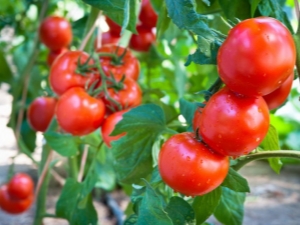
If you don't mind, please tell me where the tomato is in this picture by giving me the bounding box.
[129,25,156,52]
[0,185,33,214]
[192,104,205,132]
[198,87,270,157]
[97,45,140,81]
[101,109,128,147]
[139,0,158,29]
[105,17,122,36]
[47,47,68,66]
[7,173,34,200]
[56,87,106,136]
[39,16,72,51]
[27,97,56,132]
[103,78,142,111]
[50,51,99,96]
[94,32,120,49]
[217,17,296,97]
[263,73,294,110]
[158,132,229,196]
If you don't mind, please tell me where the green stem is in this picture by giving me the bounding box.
[232,150,300,171]
[208,77,223,94]
[68,156,79,179]
[294,0,300,83]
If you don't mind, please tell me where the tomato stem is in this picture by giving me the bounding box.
[68,156,79,179]
[208,77,223,94]
[232,150,300,171]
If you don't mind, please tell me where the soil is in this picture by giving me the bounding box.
[1,84,300,225]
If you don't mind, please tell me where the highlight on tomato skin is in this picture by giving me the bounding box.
[158,132,229,197]
[27,96,57,132]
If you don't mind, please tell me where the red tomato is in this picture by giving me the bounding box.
[103,78,142,111]
[27,97,56,132]
[7,173,34,200]
[129,25,156,52]
[217,17,296,97]
[158,132,229,196]
[56,87,106,136]
[50,51,99,96]
[39,16,72,51]
[101,109,128,147]
[105,17,122,36]
[198,87,270,157]
[0,185,33,214]
[139,0,158,29]
[94,32,120,49]
[263,73,294,110]
[47,47,68,66]
[97,45,140,81]
[192,104,205,132]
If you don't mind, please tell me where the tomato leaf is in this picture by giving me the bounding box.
[165,196,195,225]
[179,98,198,130]
[250,0,262,17]
[56,178,98,225]
[125,214,138,225]
[218,0,251,20]
[221,168,250,193]
[111,104,166,184]
[192,187,222,225]
[156,3,171,39]
[214,187,246,225]
[0,50,13,83]
[260,125,283,174]
[44,132,80,157]
[83,0,138,33]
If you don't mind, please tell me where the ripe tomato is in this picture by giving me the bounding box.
[158,132,229,196]
[217,17,296,97]
[105,17,121,36]
[50,51,99,96]
[7,173,34,200]
[129,25,155,52]
[94,32,120,49]
[103,78,142,111]
[263,73,294,110]
[139,0,158,29]
[198,87,270,157]
[47,47,68,66]
[101,109,128,147]
[56,87,106,136]
[192,104,205,132]
[39,16,72,51]
[0,185,33,214]
[97,45,140,81]
[27,97,56,132]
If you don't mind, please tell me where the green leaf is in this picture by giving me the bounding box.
[221,168,250,193]
[214,187,246,225]
[192,187,222,224]
[125,214,138,225]
[136,180,173,225]
[111,104,166,184]
[218,0,251,20]
[44,132,80,157]
[83,0,138,33]
[156,3,171,39]
[0,50,13,83]
[195,0,221,14]
[150,166,162,186]
[21,120,36,152]
[56,178,98,225]
[250,0,262,17]
[260,125,282,174]
[165,196,195,225]
[179,98,198,129]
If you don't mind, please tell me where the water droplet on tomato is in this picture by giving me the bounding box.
[256,137,260,142]
[186,156,191,161]
[278,80,282,84]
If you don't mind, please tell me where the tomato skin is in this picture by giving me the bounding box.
[47,48,68,66]
[101,109,128,147]
[198,87,270,157]
[263,73,294,110]
[97,45,140,81]
[192,104,205,132]
[105,17,122,36]
[218,17,296,97]
[139,0,158,29]
[50,51,99,96]
[103,78,142,111]
[7,173,34,200]
[0,185,33,214]
[56,87,106,136]
[129,25,156,52]
[39,16,72,51]
[27,97,57,132]
[158,132,229,196]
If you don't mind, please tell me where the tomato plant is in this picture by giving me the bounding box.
[56,87,106,136]
[27,96,56,132]
[218,17,296,97]
[159,132,229,196]
[7,173,34,200]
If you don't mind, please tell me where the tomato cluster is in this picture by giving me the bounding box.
[159,17,296,197]
[0,173,34,214]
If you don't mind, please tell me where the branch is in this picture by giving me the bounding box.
[77,145,89,182]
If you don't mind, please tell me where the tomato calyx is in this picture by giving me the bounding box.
[75,54,95,76]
